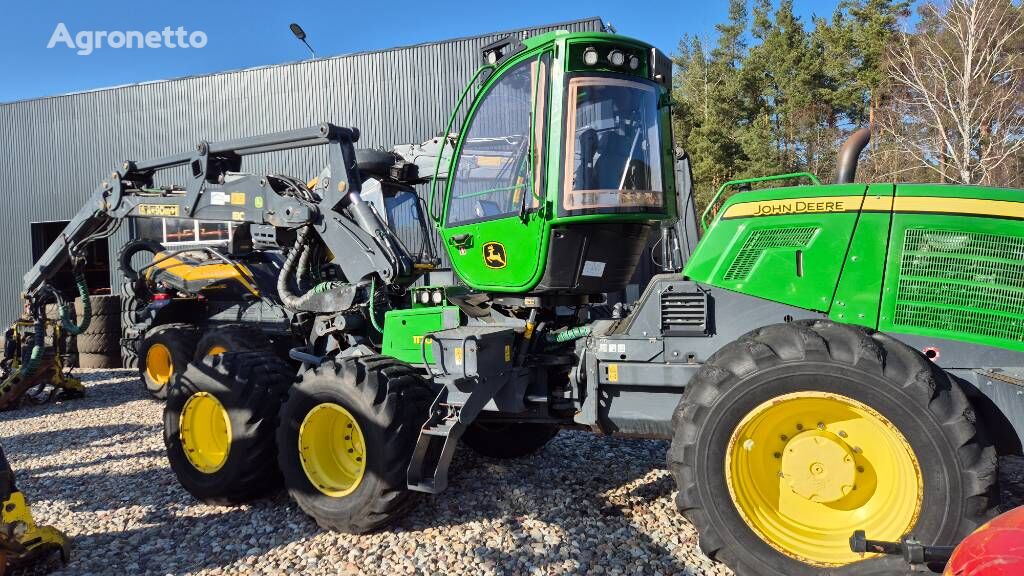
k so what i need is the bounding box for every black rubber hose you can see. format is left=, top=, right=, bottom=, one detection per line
left=277, top=226, right=313, bottom=310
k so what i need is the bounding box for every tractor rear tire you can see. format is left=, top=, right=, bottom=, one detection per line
left=139, top=324, right=198, bottom=400
left=276, top=356, right=432, bottom=533
left=462, top=422, right=558, bottom=459
left=193, top=325, right=272, bottom=362
left=667, top=320, right=998, bottom=576
left=164, top=352, right=293, bottom=505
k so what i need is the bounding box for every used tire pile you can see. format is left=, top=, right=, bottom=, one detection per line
left=74, top=295, right=121, bottom=369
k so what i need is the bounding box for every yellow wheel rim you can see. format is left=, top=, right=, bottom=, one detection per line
left=179, top=392, right=232, bottom=473
left=726, top=391, right=922, bottom=566
left=207, top=345, right=228, bottom=356
left=146, top=343, right=173, bottom=387
left=298, top=403, right=366, bottom=497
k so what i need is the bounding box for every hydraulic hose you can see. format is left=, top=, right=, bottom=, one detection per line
left=58, top=272, right=91, bottom=336
left=545, top=325, right=592, bottom=345
left=367, top=278, right=384, bottom=334
left=18, top=317, right=46, bottom=378
left=277, top=226, right=315, bottom=310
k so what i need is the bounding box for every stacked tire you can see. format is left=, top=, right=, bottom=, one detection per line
left=75, top=295, right=121, bottom=369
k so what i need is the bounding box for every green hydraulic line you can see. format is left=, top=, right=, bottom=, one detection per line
left=545, top=325, right=592, bottom=344
left=59, top=273, right=91, bottom=336
left=21, top=272, right=91, bottom=378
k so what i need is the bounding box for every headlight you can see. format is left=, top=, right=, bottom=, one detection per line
left=418, top=291, right=431, bottom=304
left=431, top=290, right=444, bottom=305
left=628, top=55, right=640, bottom=70
left=608, top=50, right=625, bottom=67
left=583, top=47, right=599, bottom=66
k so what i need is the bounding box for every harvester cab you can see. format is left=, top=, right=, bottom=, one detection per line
left=434, top=31, right=677, bottom=295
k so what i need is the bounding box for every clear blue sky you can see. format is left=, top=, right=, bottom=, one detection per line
left=0, top=0, right=845, bottom=104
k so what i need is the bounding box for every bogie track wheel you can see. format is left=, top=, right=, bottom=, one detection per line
left=667, top=320, right=997, bottom=575
left=194, top=325, right=273, bottom=362
left=164, top=352, right=293, bottom=505
left=276, top=356, right=432, bottom=533
left=139, top=324, right=198, bottom=400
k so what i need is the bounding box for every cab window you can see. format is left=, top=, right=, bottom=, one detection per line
left=447, top=57, right=547, bottom=225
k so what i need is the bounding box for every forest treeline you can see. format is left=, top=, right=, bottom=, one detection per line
left=671, top=0, right=1024, bottom=206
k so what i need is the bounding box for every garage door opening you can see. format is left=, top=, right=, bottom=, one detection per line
left=30, top=221, right=111, bottom=295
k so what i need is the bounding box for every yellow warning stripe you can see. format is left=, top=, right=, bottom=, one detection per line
left=722, top=194, right=1024, bottom=220
left=722, top=195, right=864, bottom=219
left=892, top=196, right=1024, bottom=219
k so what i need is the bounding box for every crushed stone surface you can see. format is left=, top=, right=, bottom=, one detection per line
left=1, top=370, right=1021, bottom=575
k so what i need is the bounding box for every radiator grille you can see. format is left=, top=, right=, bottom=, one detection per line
left=894, top=228, right=1024, bottom=343
left=724, top=227, right=818, bottom=281
left=661, top=291, right=708, bottom=334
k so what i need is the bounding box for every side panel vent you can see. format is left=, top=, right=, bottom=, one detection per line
left=893, top=228, right=1024, bottom=345
left=724, top=227, right=818, bottom=281
left=661, top=291, right=708, bottom=335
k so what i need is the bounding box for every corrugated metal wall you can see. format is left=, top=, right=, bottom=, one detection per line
left=0, top=18, right=603, bottom=320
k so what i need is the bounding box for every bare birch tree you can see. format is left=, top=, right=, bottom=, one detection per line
left=880, top=0, right=1024, bottom=185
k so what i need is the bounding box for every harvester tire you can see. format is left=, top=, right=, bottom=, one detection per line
left=194, top=325, right=272, bottom=362
left=164, top=352, right=293, bottom=505
left=139, top=324, right=198, bottom=400
left=276, top=356, right=432, bottom=533
left=120, top=279, right=145, bottom=369
left=667, top=320, right=998, bottom=576
left=78, top=352, right=119, bottom=369
left=462, top=422, right=558, bottom=459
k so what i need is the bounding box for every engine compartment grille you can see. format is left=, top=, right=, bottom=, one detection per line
left=893, top=228, right=1024, bottom=344
left=724, top=227, right=818, bottom=281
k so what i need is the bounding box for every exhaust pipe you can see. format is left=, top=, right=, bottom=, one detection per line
left=835, top=126, right=872, bottom=184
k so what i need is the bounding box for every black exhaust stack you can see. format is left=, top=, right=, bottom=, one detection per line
left=835, top=126, right=872, bottom=184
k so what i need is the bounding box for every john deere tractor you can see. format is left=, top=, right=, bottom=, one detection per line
left=14, top=29, right=1021, bottom=575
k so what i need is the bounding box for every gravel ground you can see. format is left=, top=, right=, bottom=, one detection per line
left=1, top=370, right=1021, bottom=576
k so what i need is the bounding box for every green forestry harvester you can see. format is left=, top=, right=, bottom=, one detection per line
left=7, top=29, right=1022, bottom=575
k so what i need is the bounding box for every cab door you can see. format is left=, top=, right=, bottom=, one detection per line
left=440, top=55, right=549, bottom=292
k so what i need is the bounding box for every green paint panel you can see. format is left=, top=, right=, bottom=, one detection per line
left=829, top=185, right=894, bottom=328
left=880, top=188, right=1024, bottom=352
left=685, top=184, right=866, bottom=312
left=381, top=306, right=460, bottom=364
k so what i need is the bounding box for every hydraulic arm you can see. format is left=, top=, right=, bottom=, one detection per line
left=23, top=123, right=416, bottom=304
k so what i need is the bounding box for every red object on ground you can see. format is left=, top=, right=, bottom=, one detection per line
left=945, top=506, right=1024, bottom=575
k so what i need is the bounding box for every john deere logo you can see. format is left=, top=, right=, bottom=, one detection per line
left=483, top=242, right=507, bottom=269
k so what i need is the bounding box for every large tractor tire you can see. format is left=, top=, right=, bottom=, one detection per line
left=667, top=320, right=997, bottom=576
left=164, top=352, right=293, bottom=505
left=276, top=356, right=432, bottom=533
left=139, top=324, right=198, bottom=400
left=193, top=325, right=272, bottom=362
left=462, top=422, right=558, bottom=459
